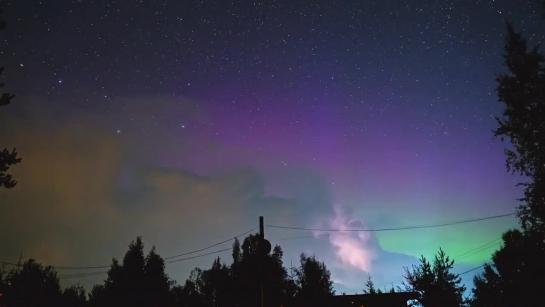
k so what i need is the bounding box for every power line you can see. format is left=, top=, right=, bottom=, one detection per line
left=454, top=238, right=502, bottom=261
left=0, top=261, right=108, bottom=270
left=0, top=261, right=112, bottom=271
left=0, top=213, right=515, bottom=274
left=0, top=227, right=256, bottom=271
left=59, top=271, right=108, bottom=280
left=52, top=264, right=111, bottom=270
left=452, top=238, right=501, bottom=277
left=0, top=261, right=110, bottom=271
left=459, top=264, right=486, bottom=275
left=452, top=237, right=504, bottom=277
left=56, top=247, right=236, bottom=280
left=167, top=247, right=232, bottom=264
left=274, top=235, right=317, bottom=241
left=266, top=212, right=516, bottom=232
left=164, top=228, right=255, bottom=260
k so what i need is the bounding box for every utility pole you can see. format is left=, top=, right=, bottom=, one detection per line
left=259, top=216, right=265, bottom=239
left=257, top=216, right=271, bottom=307
left=258, top=216, right=271, bottom=307
left=259, top=216, right=265, bottom=307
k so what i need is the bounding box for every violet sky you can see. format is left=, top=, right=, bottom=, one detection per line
left=1, top=0, right=544, bottom=293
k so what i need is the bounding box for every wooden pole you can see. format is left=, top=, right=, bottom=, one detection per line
left=260, top=216, right=265, bottom=307
left=259, top=216, right=264, bottom=239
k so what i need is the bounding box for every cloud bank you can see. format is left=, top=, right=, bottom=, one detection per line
left=0, top=95, right=419, bottom=292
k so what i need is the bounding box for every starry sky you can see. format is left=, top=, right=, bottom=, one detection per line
left=0, top=0, right=544, bottom=293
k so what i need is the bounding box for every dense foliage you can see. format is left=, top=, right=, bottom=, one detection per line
left=0, top=235, right=334, bottom=307
left=0, top=11, right=21, bottom=189
left=470, top=24, right=545, bottom=307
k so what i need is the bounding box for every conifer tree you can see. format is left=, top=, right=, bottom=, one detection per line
left=0, top=10, right=21, bottom=189
left=404, top=249, right=465, bottom=307
left=471, top=24, right=545, bottom=306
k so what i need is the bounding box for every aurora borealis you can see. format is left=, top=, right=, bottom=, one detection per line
left=0, top=0, right=543, bottom=293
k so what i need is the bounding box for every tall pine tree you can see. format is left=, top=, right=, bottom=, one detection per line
left=495, top=24, right=545, bottom=232
left=471, top=23, right=545, bottom=307
left=89, top=237, right=174, bottom=307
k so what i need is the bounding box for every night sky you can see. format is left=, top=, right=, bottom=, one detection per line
left=1, top=0, right=544, bottom=293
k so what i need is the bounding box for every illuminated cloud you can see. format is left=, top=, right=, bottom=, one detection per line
left=326, top=206, right=375, bottom=272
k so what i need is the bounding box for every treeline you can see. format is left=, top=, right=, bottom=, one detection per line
left=0, top=231, right=518, bottom=307
left=468, top=23, right=545, bottom=307
left=0, top=233, right=470, bottom=307
left=0, top=234, right=336, bottom=307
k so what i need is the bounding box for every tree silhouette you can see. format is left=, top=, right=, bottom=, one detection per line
left=471, top=24, right=545, bottom=306
left=198, top=258, right=231, bottom=307
left=363, top=276, right=381, bottom=295
left=174, top=259, right=232, bottom=307
left=0, top=11, right=21, bottom=189
left=89, top=237, right=174, bottom=307
left=144, top=247, right=174, bottom=307
left=0, top=259, right=91, bottom=307
left=0, top=266, right=7, bottom=306
left=176, top=268, right=207, bottom=307
left=0, top=148, right=21, bottom=188
left=404, top=249, right=465, bottom=307
left=61, top=285, right=87, bottom=307
left=294, top=254, right=334, bottom=307
left=229, top=234, right=294, bottom=307
left=3, top=259, right=63, bottom=307
left=471, top=230, right=545, bottom=307
left=494, top=24, right=545, bottom=232
left=232, top=238, right=241, bottom=265
left=171, top=283, right=193, bottom=307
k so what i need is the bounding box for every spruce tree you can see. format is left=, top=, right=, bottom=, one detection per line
left=471, top=23, right=545, bottom=307
left=404, top=249, right=465, bottom=307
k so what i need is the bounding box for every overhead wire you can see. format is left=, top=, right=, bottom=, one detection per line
left=0, top=227, right=257, bottom=271
left=266, top=212, right=515, bottom=232
left=59, top=271, right=108, bottom=280
left=453, top=238, right=502, bottom=261
left=164, top=228, right=255, bottom=260
left=452, top=237, right=505, bottom=277
left=0, top=213, right=516, bottom=279
left=274, top=235, right=317, bottom=241
left=443, top=237, right=500, bottom=278
left=459, top=264, right=487, bottom=275
left=54, top=247, right=236, bottom=280
left=167, top=247, right=232, bottom=264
